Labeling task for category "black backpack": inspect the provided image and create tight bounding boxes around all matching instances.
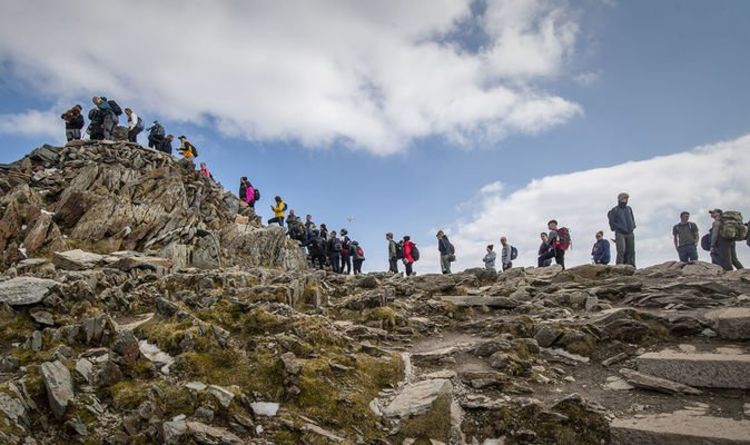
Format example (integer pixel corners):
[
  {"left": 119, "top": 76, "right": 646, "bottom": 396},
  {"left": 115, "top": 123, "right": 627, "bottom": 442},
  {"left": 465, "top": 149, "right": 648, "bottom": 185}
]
[
  {"left": 135, "top": 116, "right": 144, "bottom": 131},
  {"left": 190, "top": 144, "right": 199, "bottom": 157},
  {"left": 108, "top": 100, "right": 123, "bottom": 116},
  {"left": 412, "top": 245, "right": 420, "bottom": 261},
  {"left": 253, "top": 188, "right": 261, "bottom": 201},
  {"left": 395, "top": 241, "right": 404, "bottom": 259},
  {"left": 700, "top": 233, "right": 712, "bottom": 252},
  {"left": 510, "top": 246, "right": 518, "bottom": 260}
]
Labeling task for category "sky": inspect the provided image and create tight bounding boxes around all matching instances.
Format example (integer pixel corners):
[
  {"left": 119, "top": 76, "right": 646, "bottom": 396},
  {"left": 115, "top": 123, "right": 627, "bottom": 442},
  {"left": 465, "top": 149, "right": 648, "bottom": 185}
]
[{"left": 1, "top": 0, "right": 749, "bottom": 272}]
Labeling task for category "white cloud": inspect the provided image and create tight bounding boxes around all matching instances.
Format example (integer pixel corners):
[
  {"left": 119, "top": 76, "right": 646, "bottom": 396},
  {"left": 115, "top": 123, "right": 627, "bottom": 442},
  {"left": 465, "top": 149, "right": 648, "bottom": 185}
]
[
  {"left": 0, "top": 0, "right": 582, "bottom": 155},
  {"left": 0, "top": 109, "right": 62, "bottom": 141},
  {"left": 420, "top": 134, "right": 750, "bottom": 272},
  {"left": 573, "top": 71, "right": 600, "bottom": 85}
]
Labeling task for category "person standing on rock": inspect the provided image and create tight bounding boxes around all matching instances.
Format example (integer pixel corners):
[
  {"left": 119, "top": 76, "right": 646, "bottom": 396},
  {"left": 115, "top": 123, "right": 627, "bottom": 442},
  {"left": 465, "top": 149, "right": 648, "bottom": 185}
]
[
  {"left": 710, "top": 209, "right": 744, "bottom": 271},
  {"left": 386, "top": 232, "right": 399, "bottom": 274},
  {"left": 199, "top": 162, "right": 214, "bottom": 181},
  {"left": 124, "top": 108, "right": 144, "bottom": 143},
  {"left": 352, "top": 241, "right": 365, "bottom": 275},
  {"left": 538, "top": 233, "right": 552, "bottom": 267},
  {"left": 437, "top": 230, "right": 455, "bottom": 274},
  {"left": 500, "top": 236, "right": 514, "bottom": 271},
  {"left": 591, "top": 231, "right": 611, "bottom": 265},
  {"left": 403, "top": 236, "right": 417, "bottom": 276},
  {"left": 147, "top": 121, "right": 165, "bottom": 149},
  {"left": 92, "top": 96, "right": 116, "bottom": 140},
  {"left": 328, "top": 231, "right": 342, "bottom": 273},
  {"left": 340, "top": 229, "right": 353, "bottom": 275},
  {"left": 177, "top": 135, "right": 198, "bottom": 159},
  {"left": 87, "top": 106, "right": 104, "bottom": 140},
  {"left": 673, "top": 211, "right": 699, "bottom": 263},
  {"left": 268, "top": 196, "right": 287, "bottom": 227},
  {"left": 483, "top": 244, "right": 496, "bottom": 271},
  {"left": 538, "top": 220, "right": 566, "bottom": 269},
  {"left": 304, "top": 215, "right": 315, "bottom": 242},
  {"left": 61, "top": 105, "right": 84, "bottom": 142},
  {"left": 608, "top": 192, "right": 636, "bottom": 267}
]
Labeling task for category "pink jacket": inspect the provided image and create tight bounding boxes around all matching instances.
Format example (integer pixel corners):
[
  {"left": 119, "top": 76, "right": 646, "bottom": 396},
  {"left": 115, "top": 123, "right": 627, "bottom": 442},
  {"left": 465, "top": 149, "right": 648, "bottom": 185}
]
[{"left": 244, "top": 185, "right": 255, "bottom": 204}]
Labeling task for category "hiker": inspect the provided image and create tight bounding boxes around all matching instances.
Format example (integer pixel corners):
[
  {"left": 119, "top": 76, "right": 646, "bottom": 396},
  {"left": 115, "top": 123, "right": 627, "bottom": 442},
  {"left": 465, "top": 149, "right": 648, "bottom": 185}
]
[
  {"left": 304, "top": 215, "right": 315, "bottom": 241},
  {"left": 608, "top": 192, "right": 636, "bottom": 267},
  {"left": 287, "top": 211, "right": 306, "bottom": 242},
  {"left": 673, "top": 211, "right": 699, "bottom": 263},
  {"left": 483, "top": 245, "right": 496, "bottom": 271},
  {"left": 710, "top": 209, "right": 745, "bottom": 271},
  {"left": 87, "top": 107, "right": 104, "bottom": 140},
  {"left": 177, "top": 135, "right": 198, "bottom": 159},
  {"left": 147, "top": 121, "right": 166, "bottom": 149},
  {"left": 538, "top": 220, "right": 567, "bottom": 269},
  {"left": 92, "top": 96, "right": 118, "bottom": 140},
  {"left": 328, "top": 231, "right": 342, "bottom": 273},
  {"left": 386, "top": 232, "right": 399, "bottom": 273},
  {"left": 591, "top": 231, "right": 611, "bottom": 265},
  {"left": 320, "top": 224, "right": 329, "bottom": 241},
  {"left": 538, "top": 233, "right": 552, "bottom": 267},
  {"left": 403, "top": 236, "right": 417, "bottom": 276},
  {"left": 199, "top": 162, "right": 214, "bottom": 181},
  {"left": 268, "top": 196, "right": 287, "bottom": 226},
  {"left": 61, "top": 105, "right": 84, "bottom": 141},
  {"left": 352, "top": 241, "right": 365, "bottom": 275},
  {"left": 340, "top": 229, "right": 352, "bottom": 275},
  {"left": 437, "top": 230, "right": 455, "bottom": 274},
  {"left": 500, "top": 236, "right": 515, "bottom": 271},
  {"left": 157, "top": 134, "right": 174, "bottom": 155},
  {"left": 238, "top": 177, "right": 257, "bottom": 210},
  {"left": 124, "top": 108, "right": 144, "bottom": 143},
  {"left": 307, "top": 229, "right": 327, "bottom": 269}
]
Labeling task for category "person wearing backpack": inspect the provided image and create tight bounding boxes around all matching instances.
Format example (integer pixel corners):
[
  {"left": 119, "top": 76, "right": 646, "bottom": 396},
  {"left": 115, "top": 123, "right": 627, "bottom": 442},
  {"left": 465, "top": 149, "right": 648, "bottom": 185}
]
[
  {"left": 147, "top": 121, "right": 166, "bottom": 149},
  {"left": 500, "top": 236, "right": 516, "bottom": 271},
  {"left": 268, "top": 196, "right": 287, "bottom": 227},
  {"left": 591, "top": 231, "right": 611, "bottom": 265},
  {"left": 327, "top": 231, "right": 342, "bottom": 273},
  {"left": 386, "top": 232, "right": 399, "bottom": 274},
  {"left": 608, "top": 192, "right": 637, "bottom": 267},
  {"left": 538, "top": 220, "right": 566, "bottom": 269},
  {"left": 538, "top": 233, "right": 552, "bottom": 267},
  {"left": 483, "top": 245, "right": 496, "bottom": 271},
  {"left": 157, "top": 134, "right": 174, "bottom": 155},
  {"left": 177, "top": 135, "right": 198, "bottom": 159},
  {"left": 437, "top": 230, "right": 454, "bottom": 274},
  {"left": 61, "top": 104, "right": 84, "bottom": 142},
  {"left": 673, "top": 211, "right": 700, "bottom": 263},
  {"left": 307, "top": 229, "right": 327, "bottom": 269},
  {"left": 124, "top": 108, "right": 144, "bottom": 143},
  {"left": 403, "top": 236, "right": 417, "bottom": 276},
  {"left": 352, "top": 241, "right": 365, "bottom": 275},
  {"left": 92, "top": 96, "right": 117, "bottom": 140},
  {"left": 340, "top": 229, "right": 353, "bottom": 275},
  {"left": 87, "top": 107, "right": 104, "bottom": 140},
  {"left": 710, "top": 209, "right": 745, "bottom": 271}
]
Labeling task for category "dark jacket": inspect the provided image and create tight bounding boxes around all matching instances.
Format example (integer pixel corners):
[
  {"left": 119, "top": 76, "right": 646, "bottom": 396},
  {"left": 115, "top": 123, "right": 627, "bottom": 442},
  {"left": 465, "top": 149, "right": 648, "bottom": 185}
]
[
  {"left": 88, "top": 108, "right": 103, "bottom": 125},
  {"left": 71, "top": 113, "right": 84, "bottom": 130},
  {"left": 592, "top": 239, "right": 611, "bottom": 264},
  {"left": 158, "top": 139, "right": 173, "bottom": 155},
  {"left": 438, "top": 236, "right": 452, "bottom": 255},
  {"left": 239, "top": 183, "right": 247, "bottom": 202},
  {"left": 608, "top": 204, "right": 636, "bottom": 234}
]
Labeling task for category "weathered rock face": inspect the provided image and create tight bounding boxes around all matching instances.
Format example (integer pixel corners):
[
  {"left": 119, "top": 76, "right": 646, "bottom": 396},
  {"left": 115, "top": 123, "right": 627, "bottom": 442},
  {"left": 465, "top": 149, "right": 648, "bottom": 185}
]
[{"left": 0, "top": 142, "right": 304, "bottom": 271}]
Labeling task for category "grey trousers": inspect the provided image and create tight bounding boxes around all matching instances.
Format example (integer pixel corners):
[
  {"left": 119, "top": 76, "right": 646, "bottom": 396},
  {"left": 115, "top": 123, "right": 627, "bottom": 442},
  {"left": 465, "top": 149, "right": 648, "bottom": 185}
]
[
  {"left": 615, "top": 232, "right": 636, "bottom": 267},
  {"left": 65, "top": 128, "right": 81, "bottom": 141},
  {"left": 441, "top": 254, "right": 452, "bottom": 274}
]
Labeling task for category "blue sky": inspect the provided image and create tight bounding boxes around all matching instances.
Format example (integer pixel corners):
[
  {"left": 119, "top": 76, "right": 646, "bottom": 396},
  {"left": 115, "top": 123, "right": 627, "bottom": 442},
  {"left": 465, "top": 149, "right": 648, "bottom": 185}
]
[{"left": 1, "top": 0, "right": 749, "bottom": 272}]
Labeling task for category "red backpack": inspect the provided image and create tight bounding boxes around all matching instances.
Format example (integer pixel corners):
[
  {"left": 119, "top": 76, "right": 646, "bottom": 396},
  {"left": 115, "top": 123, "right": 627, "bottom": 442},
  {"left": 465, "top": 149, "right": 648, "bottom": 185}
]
[
  {"left": 555, "top": 227, "right": 571, "bottom": 250},
  {"left": 357, "top": 247, "right": 364, "bottom": 257}
]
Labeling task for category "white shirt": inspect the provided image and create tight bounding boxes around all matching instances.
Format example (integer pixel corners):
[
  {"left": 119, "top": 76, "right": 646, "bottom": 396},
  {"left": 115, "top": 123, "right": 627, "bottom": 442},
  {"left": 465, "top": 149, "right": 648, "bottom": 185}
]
[{"left": 128, "top": 111, "right": 139, "bottom": 130}]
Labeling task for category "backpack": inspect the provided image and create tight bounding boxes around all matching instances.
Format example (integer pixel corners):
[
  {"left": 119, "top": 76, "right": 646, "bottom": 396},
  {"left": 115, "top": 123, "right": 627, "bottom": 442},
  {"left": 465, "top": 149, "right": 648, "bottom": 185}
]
[
  {"left": 356, "top": 246, "right": 365, "bottom": 258},
  {"left": 700, "top": 233, "right": 712, "bottom": 251},
  {"left": 510, "top": 246, "right": 518, "bottom": 260},
  {"left": 253, "top": 188, "right": 260, "bottom": 201},
  {"left": 555, "top": 228, "right": 571, "bottom": 250},
  {"left": 151, "top": 124, "right": 165, "bottom": 138},
  {"left": 283, "top": 203, "right": 288, "bottom": 211},
  {"left": 108, "top": 100, "right": 123, "bottom": 116},
  {"left": 331, "top": 238, "right": 342, "bottom": 252},
  {"left": 720, "top": 211, "right": 747, "bottom": 241},
  {"left": 395, "top": 241, "right": 404, "bottom": 259},
  {"left": 412, "top": 245, "right": 420, "bottom": 261},
  {"left": 135, "top": 116, "right": 144, "bottom": 131},
  {"left": 190, "top": 144, "right": 199, "bottom": 157}
]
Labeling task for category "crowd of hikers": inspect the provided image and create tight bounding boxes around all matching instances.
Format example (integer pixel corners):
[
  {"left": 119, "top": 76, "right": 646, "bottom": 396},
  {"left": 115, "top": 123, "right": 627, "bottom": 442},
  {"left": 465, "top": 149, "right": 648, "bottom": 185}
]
[{"left": 61, "top": 102, "right": 749, "bottom": 276}]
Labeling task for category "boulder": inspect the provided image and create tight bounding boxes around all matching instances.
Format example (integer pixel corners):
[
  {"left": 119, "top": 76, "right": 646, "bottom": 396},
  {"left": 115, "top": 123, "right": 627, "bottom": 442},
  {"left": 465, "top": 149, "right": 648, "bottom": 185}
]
[
  {"left": 704, "top": 308, "right": 750, "bottom": 340},
  {"left": 0, "top": 276, "right": 58, "bottom": 306},
  {"left": 41, "top": 360, "right": 75, "bottom": 419},
  {"left": 52, "top": 249, "right": 104, "bottom": 270},
  {"left": 637, "top": 350, "right": 750, "bottom": 389}
]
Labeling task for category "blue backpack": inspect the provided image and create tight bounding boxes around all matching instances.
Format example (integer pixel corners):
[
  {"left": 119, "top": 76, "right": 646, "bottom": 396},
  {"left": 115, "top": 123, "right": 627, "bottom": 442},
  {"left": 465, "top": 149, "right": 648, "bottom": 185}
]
[{"left": 700, "top": 233, "right": 711, "bottom": 251}]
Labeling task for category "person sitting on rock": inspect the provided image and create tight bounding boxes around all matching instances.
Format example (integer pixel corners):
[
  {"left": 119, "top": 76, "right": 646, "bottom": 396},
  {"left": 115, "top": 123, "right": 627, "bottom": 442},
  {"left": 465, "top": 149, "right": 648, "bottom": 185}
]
[
  {"left": 538, "top": 220, "right": 565, "bottom": 269},
  {"left": 124, "top": 108, "right": 144, "bottom": 143},
  {"left": 61, "top": 104, "right": 84, "bottom": 142},
  {"left": 351, "top": 241, "right": 365, "bottom": 275},
  {"left": 591, "top": 231, "right": 611, "bottom": 265},
  {"left": 268, "top": 196, "right": 287, "bottom": 227},
  {"left": 147, "top": 121, "right": 165, "bottom": 149},
  {"left": 538, "top": 232, "right": 552, "bottom": 267},
  {"left": 177, "top": 135, "right": 198, "bottom": 159},
  {"left": 199, "top": 162, "right": 214, "bottom": 180}
]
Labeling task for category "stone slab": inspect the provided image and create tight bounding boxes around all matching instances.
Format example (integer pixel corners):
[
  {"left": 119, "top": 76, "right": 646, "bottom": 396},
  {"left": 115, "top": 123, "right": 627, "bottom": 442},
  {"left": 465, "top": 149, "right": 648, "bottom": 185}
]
[
  {"left": 611, "top": 414, "right": 750, "bottom": 445},
  {"left": 704, "top": 308, "right": 750, "bottom": 340},
  {"left": 52, "top": 249, "right": 104, "bottom": 270},
  {"left": 637, "top": 351, "right": 750, "bottom": 389},
  {"left": 438, "top": 295, "right": 518, "bottom": 309},
  {"left": 383, "top": 378, "right": 452, "bottom": 418},
  {"left": 0, "top": 276, "right": 58, "bottom": 306}
]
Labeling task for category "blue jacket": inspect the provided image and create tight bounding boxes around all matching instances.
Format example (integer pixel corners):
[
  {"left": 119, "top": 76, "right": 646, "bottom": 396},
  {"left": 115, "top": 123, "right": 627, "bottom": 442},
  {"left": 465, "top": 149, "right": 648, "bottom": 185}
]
[
  {"left": 438, "top": 236, "right": 452, "bottom": 255},
  {"left": 592, "top": 239, "right": 611, "bottom": 264}
]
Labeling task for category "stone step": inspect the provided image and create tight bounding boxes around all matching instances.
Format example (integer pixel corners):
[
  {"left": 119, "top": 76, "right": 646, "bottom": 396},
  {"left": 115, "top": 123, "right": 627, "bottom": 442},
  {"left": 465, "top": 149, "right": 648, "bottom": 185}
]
[
  {"left": 704, "top": 308, "right": 750, "bottom": 340},
  {"left": 611, "top": 414, "right": 750, "bottom": 445},
  {"left": 438, "top": 295, "right": 518, "bottom": 309},
  {"left": 636, "top": 350, "right": 750, "bottom": 389}
]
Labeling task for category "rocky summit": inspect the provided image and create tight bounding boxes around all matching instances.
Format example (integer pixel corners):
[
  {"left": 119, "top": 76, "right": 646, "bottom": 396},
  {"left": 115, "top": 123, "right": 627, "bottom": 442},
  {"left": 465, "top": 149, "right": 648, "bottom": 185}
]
[{"left": 1, "top": 142, "right": 750, "bottom": 445}]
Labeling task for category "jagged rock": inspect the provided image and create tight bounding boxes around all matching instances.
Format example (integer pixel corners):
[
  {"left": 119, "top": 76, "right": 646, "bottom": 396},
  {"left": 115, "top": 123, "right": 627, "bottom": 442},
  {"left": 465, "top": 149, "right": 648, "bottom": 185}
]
[
  {"left": 438, "top": 295, "right": 519, "bottom": 308},
  {"left": 619, "top": 368, "right": 702, "bottom": 395},
  {"left": 52, "top": 249, "right": 104, "bottom": 270},
  {"left": 186, "top": 421, "right": 242, "bottom": 444},
  {"left": 249, "top": 402, "right": 279, "bottom": 417},
  {"left": 40, "top": 360, "right": 75, "bottom": 420},
  {"left": 163, "top": 417, "right": 188, "bottom": 445},
  {"left": 111, "top": 330, "right": 141, "bottom": 364},
  {"left": 383, "top": 379, "right": 452, "bottom": 418},
  {"left": 0, "top": 392, "right": 26, "bottom": 424},
  {"left": 534, "top": 325, "right": 563, "bottom": 348},
  {"left": 0, "top": 276, "right": 58, "bottom": 305},
  {"left": 207, "top": 385, "right": 234, "bottom": 408}
]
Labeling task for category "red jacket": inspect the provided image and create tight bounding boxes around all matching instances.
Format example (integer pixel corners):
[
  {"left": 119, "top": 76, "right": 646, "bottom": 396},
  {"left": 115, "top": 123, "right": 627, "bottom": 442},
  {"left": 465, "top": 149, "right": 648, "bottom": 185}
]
[{"left": 403, "top": 240, "right": 415, "bottom": 264}]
